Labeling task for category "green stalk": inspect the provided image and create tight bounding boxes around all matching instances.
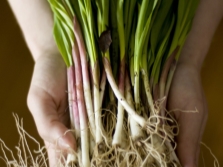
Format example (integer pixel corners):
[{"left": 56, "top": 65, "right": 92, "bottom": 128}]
[
  {"left": 109, "top": 0, "right": 119, "bottom": 105},
  {"left": 124, "top": 0, "right": 137, "bottom": 51},
  {"left": 129, "top": 16, "right": 137, "bottom": 86},
  {"left": 134, "top": 0, "right": 158, "bottom": 112},
  {"left": 95, "top": 0, "right": 110, "bottom": 147},
  {"left": 150, "top": 0, "right": 175, "bottom": 95},
  {"left": 78, "top": 0, "right": 98, "bottom": 66},
  {"left": 167, "top": 0, "right": 200, "bottom": 61}
]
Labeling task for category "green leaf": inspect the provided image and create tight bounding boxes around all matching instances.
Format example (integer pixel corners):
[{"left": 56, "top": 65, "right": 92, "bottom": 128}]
[
  {"left": 150, "top": 0, "right": 174, "bottom": 56},
  {"left": 54, "top": 19, "right": 73, "bottom": 67},
  {"left": 167, "top": 0, "right": 200, "bottom": 59},
  {"left": 150, "top": 14, "right": 175, "bottom": 83},
  {"left": 77, "top": 0, "right": 98, "bottom": 67},
  {"left": 48, "top": 0, "right": 75, "bottom": 67}
]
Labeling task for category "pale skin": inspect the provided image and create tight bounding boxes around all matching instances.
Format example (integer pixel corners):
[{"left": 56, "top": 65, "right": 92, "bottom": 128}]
[{"left": 8, "top": 0, "right": 223, "bottom": 166}]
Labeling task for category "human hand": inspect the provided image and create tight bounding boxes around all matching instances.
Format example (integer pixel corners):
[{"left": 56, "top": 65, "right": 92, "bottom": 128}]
[
  {"left": 27, "top": 54, "right": 76, "bottom": 166},
  {"left": 167, "top": 62, "right": 208, "bottom": 167}
]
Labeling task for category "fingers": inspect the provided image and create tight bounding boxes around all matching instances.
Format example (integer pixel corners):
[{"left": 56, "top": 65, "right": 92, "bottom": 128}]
[
  {"left": 175, "top": 112, "right": 201, "bottom": 167},
  {"left": 44, "top": 141, "right": 70, "bottom": 167},
  {"left": 27, "top": 86, "right": 76, "bottom": 156},
  {"left": 195, "top": 93, "right": 208, "bottom": 164},
  {"left": 44, "top": 141, "right": 59, "bottom": 167},
  {"left": 175, "top": 98, "right": 207, "bottom": 167}
]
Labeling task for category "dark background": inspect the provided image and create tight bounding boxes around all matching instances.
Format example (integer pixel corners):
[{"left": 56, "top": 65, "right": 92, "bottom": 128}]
[{"left": 0, "top": 1, "right": 223, "bottom": 166}]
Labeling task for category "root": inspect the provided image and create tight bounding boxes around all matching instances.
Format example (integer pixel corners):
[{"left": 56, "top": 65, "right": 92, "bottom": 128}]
[
  {"left": 101, "top": 108, "right": 116, "bottom": 139},
  {"left": 0, "top": 112, "right": 218, "bottom": 167},
  {"left": 201, "top": 142, "right": 220, "bottom": 167},
  {"left": 0, "top": 114, "right": 48, "bottom": 167},
  {"left": 91, "top": 145, "right": 115, "bottom": 167}
]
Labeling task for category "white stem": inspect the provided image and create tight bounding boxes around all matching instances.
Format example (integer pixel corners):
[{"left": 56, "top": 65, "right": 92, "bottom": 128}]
[
  {"left": 134, "top": 71, "right": 140, "bottom": 112},
  {"left": 89, "top": 134, "right": 96, "bottom": 156},
  {"left": 141, "top": 70, "right": 155, "bottom": 115},
  {"left": 103, "top": 58, "right": 146, "bottom": 127},
  {"left": 112, "top": 101, "right": 125, "bottom": 146},
  {"left": 66, "top": 154, "right": 78, "bottom": 166},
  {"left": 99, "top": 70, "right": 106, "bottom": 107},
  {"left": 112, "top": 60, "right": 126, "bottom": 147},
  {"left": 93, "top": 67, "right": 103, "bottom": 145},
  {"left": 125, "top": 74, "right": 144, "bottom": 141}
]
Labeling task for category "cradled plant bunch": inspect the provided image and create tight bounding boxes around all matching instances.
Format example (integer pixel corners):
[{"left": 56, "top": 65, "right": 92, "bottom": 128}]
[{"left": 47, "top": 0, "right": 199, "bottom": 166}]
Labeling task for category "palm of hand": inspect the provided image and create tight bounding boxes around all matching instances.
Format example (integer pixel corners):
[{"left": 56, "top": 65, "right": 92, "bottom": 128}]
[
  {"left": 167, "top": 63, "right": 208, "bottom": 166},
  {"left": 27, "top": 55, "right": 75, "bottom": 166}
]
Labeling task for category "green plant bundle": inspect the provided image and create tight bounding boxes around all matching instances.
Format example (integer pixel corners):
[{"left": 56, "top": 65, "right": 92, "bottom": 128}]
[{"left": 47, "top": 0, "right": 200, "bottom": 166}]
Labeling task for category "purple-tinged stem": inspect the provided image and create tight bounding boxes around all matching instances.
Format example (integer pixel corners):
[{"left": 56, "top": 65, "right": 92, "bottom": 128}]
[
  {"left": 165, "top": 60, "right": 177, "bottom": 100},
  {"left": 159, "top": 46, "right": 179, "bottom": 99},
  {"left": 67, "top": 66, "right": 80, "bottom": 139},
  {"left": 72, "top": 40, "right": 90, "bottom": 167},
  {"left": 73, "top": 16, "right": 96, "bottom": 140},
  {"left": 159, "top": 46, "right": 179, "bottom": 117}
]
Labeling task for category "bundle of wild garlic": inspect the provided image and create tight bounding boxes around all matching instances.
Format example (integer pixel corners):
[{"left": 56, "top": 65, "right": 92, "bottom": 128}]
[{"left": 47, "top": 0, "right": 199, "bottom": 166}]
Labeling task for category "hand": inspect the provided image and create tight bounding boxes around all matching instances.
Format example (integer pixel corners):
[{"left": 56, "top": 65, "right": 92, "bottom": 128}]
[
  {"left": 167, "top": 62, "right": 208, "bottom": 167},
  {"left": 27, "top": 54, "right": 76, "bottom": 166}
]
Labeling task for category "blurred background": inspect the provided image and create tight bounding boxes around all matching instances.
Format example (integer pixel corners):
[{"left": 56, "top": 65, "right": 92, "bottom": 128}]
[{"left": 0, "top": 1, "right": 222, "bottom": 166}]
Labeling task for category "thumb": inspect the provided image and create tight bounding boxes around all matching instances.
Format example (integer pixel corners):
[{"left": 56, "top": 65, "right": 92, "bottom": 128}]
[{"left": 27, "top": 87, "right": 76, "bottom": 152}]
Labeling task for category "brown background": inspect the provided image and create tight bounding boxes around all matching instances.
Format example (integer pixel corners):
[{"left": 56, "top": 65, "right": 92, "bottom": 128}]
[{"left": 0, "top": 1, "right": 222, "bottom": 166}]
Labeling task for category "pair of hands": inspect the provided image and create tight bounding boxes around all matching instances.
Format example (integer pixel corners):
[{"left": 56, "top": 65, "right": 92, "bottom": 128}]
[{"left": 27, "top": 53, "right": 207, "bottom": 167}]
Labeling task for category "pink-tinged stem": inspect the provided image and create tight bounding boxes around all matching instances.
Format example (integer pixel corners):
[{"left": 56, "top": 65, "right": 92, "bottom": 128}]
[
  {"left": 159, "top": 46, "right": 179, "bottom": 118},
  {"left": 165, "top": 60, "right": 177, "bottom": 99},
  {"left": 67, "top": 66, "right": 80, "bottom": 137},
  {"left": 159, "top": 46, "right": 179, "bottom": 99},
  {"left": 72, "top": 40, "right": 90, "bottom": 167},
  {"left": 73, "top": 16, "right": 96, "bottom": 139}
]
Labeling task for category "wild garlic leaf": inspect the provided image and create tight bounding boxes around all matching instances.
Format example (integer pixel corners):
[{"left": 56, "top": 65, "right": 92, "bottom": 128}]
[
  {"left": 150, "top": 0, "right": 174, "bottom": 56},
  {"left": 48, "top": 0, "right": 75, "bottom": 67},
  {"left": 54, "top": 19, "right": 73, "bottom": 66}
]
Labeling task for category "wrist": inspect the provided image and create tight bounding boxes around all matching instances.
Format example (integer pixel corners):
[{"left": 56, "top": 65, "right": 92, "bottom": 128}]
[
  {"left": 177, "top": 53, "right": 203, "bottom": 75},
  {"left": 35, "top": 52, "right": 66, "bottom": 70},
  {"left": 178, "top": 44, "right": 206, "bottom": 73},
  {"left": 32, "top": 47, "right": 61, "bottom": 63}
]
